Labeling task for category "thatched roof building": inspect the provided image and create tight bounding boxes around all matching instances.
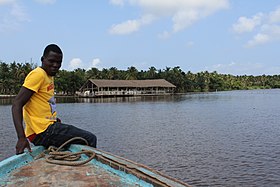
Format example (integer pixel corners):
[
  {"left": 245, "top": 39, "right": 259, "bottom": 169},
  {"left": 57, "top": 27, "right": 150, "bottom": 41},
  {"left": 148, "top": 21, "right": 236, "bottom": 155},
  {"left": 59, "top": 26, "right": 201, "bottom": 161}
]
[{"left": 79, "top": 79, "right": 176, "bottom": 97}]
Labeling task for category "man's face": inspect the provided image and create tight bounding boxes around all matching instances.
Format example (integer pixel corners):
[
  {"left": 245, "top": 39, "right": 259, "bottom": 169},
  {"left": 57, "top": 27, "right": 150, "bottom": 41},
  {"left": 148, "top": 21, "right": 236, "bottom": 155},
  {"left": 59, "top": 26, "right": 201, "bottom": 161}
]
[{"left": 42, "top": 51, "right": 62, "bottom": 76}]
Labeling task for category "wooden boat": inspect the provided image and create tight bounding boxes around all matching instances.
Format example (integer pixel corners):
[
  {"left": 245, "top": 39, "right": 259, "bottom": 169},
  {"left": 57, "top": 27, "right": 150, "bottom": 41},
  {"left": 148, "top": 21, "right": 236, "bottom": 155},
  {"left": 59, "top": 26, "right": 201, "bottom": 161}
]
[{"left": 0, "top": 144, "right": 190, "bottom": 187}]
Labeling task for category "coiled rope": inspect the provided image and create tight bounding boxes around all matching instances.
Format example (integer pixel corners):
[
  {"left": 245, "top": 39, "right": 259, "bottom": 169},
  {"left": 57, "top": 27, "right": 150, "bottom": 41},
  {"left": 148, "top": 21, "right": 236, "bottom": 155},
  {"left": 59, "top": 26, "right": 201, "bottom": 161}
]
[{"left": 44, "top": 137, "right": 96, "bottom": 166}]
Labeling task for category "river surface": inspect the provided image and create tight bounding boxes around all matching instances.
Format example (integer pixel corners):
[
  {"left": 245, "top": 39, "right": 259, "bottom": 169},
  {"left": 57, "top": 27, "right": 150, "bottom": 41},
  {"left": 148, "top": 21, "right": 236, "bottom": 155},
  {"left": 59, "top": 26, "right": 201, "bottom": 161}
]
[{"left": 1, "top": 89, "right": 280, "bottom": 186}]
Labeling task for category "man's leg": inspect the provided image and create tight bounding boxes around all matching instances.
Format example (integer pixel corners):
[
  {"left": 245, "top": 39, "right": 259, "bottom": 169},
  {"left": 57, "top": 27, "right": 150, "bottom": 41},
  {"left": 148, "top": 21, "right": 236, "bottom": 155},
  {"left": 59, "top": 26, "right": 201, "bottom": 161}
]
[{"left": 32, "top": 122, "right": 97, "bottom": 148}]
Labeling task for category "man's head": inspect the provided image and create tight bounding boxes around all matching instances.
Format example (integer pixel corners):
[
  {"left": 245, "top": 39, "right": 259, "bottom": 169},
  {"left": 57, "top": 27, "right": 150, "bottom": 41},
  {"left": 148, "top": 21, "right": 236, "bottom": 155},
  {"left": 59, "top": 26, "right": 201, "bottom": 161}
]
[{"left": 41, "top": 44, "right": 63, "bottom": 76}]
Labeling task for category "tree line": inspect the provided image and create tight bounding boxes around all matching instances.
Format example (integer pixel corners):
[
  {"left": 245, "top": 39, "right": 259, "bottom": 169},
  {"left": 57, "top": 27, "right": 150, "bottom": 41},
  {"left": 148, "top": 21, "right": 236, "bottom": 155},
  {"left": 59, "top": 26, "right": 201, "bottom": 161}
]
[{"left": 1, "top": 61, "right": 280, "bottom": 95}]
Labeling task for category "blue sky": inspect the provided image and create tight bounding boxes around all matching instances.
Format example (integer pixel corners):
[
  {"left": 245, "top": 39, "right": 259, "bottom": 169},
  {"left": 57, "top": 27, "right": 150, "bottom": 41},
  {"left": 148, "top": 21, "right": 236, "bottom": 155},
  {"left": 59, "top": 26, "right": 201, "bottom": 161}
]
[{"left": 1, "top": 0, "right": 280, "bottom": 75}]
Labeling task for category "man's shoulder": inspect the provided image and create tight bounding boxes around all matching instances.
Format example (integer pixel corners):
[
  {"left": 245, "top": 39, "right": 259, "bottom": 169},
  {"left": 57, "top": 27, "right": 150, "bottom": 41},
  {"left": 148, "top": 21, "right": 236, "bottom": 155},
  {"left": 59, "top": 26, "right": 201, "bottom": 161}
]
[
  {"left": 23, "top": 67, "right": 48, "bottom": 92},
  {"left": 30, "top": 67, "right": 44, "bottom": 74},
  {"left": 27, "top": 67, "right": 45, "bottom": 78}
]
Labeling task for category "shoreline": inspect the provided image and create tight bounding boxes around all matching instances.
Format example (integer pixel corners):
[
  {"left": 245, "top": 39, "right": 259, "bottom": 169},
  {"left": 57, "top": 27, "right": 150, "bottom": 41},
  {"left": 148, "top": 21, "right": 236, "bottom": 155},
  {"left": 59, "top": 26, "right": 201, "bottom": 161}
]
[{"left": 0, "top": 95, "right": 16, "bottom": 98}]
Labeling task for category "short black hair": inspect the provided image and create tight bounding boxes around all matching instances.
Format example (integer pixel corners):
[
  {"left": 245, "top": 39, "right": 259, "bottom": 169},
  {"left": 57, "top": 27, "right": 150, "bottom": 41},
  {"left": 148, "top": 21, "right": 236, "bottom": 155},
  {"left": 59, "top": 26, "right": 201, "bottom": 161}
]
[{"left": 43, "top": 44, "right": 63, "bottom": 57}]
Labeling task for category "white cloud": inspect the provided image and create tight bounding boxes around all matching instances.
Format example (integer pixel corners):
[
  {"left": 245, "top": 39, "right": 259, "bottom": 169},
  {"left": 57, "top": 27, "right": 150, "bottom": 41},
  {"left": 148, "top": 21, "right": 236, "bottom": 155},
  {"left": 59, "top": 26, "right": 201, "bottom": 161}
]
[
  {"left": 109, "top": 0, "right": 229, "bottom": 35},
  {"left": 245, "top": 24, "right": 280, "bottom": 48},
  {"left": 0, "top": 1, "right": 30, "bottom": 32},
  {"left": 69, "top": 58, "right": 83, "bottom": 70},
  {"left": 10, "top": 3, "right": 29, "bottom": 21},
  {"left": 157, "top": 30, "right": 170, "bottom": 39},
  {"left": 68, "top": 58, "right": 103, "bottom": 70},
  {"left": 232, "top": 14, "right": 263, "bottom": 34},
  {"left": 268, "top": 6, "right": 280, "bottom": 23},
  {"left": 110, "top": 19, "right": 142, "bottom": 35},
  {"left": 0, "top": 0, "right": 15, "bottom": 5},
  {"left": 109, "top": 14, "right": 156, "bottom": 35},
  {"left": 33, "top": 0, "right": 56, "bottom": 4},
  {"left": 172, "top": 10, "right": 198, "bottom": 32},
  {"left": 91, "top": 58, "right": 102, "bottom": 68},
  {"left": 246, "top": 33, "right": 270, "bottom": 48},
  {"left": 0, "top": 0, "right": 57, "bottom": 32},
  {"left": 264, "top": 24, "right": 280, "bottom": 35},
  {"left": 109, "top": 0, "right": 124, "bottom": 6},
  {"left": 233, "top": 7, "right": 280, "bottom": 47}
]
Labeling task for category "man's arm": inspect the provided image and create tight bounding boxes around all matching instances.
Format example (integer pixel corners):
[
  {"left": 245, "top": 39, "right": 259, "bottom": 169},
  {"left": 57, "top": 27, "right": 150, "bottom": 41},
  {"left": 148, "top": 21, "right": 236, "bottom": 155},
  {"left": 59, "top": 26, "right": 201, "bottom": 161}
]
[{"left": 12, "top": 86, "right": 34, "bottom": 154}]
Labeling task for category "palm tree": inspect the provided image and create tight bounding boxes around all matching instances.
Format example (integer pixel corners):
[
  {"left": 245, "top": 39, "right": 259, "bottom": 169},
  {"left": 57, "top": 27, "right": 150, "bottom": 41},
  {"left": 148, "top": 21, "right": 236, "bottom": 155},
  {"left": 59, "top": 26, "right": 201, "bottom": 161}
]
[
  {"left": 125, "top": 66, "right": 138, "bottom": 80},
  {"left": 145, "top": 66, "right": 157, "bottom": 79},
  {"left": 86, "top": 67, "right": 101, "bottom": 79},
  {"left": 108, "top": 67, "right": 119, "bottom": 80},
  {"left": 0, "top": 62, "right": 10, "bottom": 94}
]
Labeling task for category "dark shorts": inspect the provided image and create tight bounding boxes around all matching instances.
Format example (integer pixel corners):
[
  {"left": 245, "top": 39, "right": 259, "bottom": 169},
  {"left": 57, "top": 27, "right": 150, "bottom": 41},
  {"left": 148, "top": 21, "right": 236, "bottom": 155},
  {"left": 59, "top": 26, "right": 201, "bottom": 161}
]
[{"left": 32, "top": 122, "right": 97, "bottom": 148}]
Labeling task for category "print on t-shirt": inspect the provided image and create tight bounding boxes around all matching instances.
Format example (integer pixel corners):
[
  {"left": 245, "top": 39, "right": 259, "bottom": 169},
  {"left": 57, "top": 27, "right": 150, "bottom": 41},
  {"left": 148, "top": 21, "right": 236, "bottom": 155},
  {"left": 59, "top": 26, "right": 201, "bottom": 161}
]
[{"left": 48, "top": 96, "right": 56, "bottom": 114}]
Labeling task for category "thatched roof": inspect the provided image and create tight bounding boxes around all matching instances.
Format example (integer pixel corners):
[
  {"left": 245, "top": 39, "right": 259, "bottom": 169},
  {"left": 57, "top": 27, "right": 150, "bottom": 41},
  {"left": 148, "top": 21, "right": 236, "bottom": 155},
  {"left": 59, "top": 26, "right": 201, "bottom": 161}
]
[{"left": 87, "top": 79, "right": 176, "bottom": 88}]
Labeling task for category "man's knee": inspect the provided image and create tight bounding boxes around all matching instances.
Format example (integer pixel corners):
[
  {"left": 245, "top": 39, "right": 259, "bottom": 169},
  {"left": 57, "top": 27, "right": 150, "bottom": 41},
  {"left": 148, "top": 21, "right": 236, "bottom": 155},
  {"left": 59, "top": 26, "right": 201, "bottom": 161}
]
[{"left": 88, "top": 134, "right": 97, "bottom": 148}]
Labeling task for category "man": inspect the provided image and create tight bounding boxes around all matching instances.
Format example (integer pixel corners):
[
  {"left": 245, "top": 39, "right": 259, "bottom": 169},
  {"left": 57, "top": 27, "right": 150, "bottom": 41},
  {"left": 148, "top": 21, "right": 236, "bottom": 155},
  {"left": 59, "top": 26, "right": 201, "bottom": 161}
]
[{"left": 12, "top": 44, "right": 97, "bottom": 155}]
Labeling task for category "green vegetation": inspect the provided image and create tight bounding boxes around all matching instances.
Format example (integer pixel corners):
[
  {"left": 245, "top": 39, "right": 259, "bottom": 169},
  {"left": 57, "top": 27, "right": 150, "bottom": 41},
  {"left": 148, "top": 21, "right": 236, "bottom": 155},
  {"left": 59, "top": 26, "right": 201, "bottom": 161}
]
[
  {"left": 0, "top": 61, "right": 36, "bottom": 95},
  {"left": 1, "top": 61, "right": 280, "bottom": 95}
]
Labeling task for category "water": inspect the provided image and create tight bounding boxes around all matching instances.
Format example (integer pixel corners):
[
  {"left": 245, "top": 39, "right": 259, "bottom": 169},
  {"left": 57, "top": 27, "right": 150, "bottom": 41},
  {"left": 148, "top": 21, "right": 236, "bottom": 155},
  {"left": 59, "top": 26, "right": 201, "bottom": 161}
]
[{"left": 1, "top": 90, "right": 280, "bottom": 186}]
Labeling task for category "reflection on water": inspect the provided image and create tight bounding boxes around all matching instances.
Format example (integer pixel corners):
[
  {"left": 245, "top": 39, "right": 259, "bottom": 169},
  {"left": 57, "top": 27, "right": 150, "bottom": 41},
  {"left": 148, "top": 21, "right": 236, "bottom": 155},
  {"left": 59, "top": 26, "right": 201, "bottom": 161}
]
[
  {"left": 55, "top": 95, "right": 185, "bottom": 103},
  {"left": 2, "top": 95, "right": 176, "bottom": 105},
  {"left": 0, "top": 97, "right": 14, "bottom": 105},
  {"left": 1, "top": 94, "right": 220, "bottom": 104}
]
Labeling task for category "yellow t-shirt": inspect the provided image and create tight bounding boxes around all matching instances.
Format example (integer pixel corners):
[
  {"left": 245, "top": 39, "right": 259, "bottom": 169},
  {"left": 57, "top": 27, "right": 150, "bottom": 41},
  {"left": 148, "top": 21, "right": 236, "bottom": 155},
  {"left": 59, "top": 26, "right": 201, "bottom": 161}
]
[{"left": 23, "top": 67, "right": 57, "bottom": 137}]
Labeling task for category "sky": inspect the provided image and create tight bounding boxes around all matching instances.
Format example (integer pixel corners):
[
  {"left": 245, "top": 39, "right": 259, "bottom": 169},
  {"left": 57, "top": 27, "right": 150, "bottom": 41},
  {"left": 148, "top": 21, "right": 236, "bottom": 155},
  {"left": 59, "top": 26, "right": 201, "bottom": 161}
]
[{"left": 1, "top": 0, "right": 280, "bottom": 76}]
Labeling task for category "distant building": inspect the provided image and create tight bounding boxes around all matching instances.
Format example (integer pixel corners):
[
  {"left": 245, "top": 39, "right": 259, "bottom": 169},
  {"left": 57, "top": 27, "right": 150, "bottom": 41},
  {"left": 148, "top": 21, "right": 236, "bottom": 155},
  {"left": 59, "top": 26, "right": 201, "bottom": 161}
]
[{"left": 79, "top": 79, "right": 176, "bottom": 97}]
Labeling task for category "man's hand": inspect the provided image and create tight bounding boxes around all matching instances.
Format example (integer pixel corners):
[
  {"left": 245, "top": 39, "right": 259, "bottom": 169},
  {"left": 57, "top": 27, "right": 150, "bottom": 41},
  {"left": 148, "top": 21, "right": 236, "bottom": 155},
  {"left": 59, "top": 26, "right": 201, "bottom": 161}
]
[{"left": 16, "top": 138, "right": 31, "bottom": 155}]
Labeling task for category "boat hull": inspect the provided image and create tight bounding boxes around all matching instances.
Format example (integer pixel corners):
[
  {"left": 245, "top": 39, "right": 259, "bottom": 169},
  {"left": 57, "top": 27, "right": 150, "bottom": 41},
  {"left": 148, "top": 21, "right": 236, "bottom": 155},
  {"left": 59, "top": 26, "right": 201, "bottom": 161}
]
[{"left": 0, "top": 145, "right": 190, "bottom": 187}]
